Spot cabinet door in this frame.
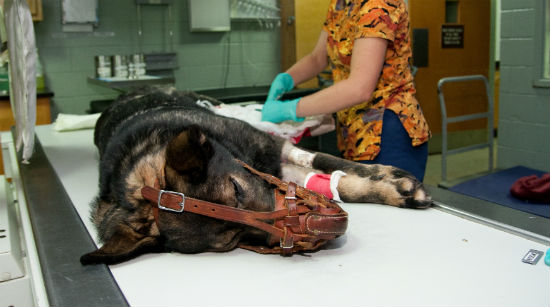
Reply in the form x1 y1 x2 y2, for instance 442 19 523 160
280 0 329 89
26 0 43 21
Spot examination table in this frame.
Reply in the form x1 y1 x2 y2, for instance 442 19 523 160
1 125 549 307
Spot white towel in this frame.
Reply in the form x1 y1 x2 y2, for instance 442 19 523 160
53 113 101 132
197 100 335 143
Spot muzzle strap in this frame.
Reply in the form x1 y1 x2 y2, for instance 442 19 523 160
142 186 290 239
281 182 297 255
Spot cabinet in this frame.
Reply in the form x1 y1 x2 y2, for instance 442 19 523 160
26 0 43 21
0 0 42 21
280 0 329 89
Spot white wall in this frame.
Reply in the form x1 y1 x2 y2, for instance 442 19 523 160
497 0 550 171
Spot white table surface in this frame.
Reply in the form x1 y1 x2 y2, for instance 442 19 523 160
35 125 550 307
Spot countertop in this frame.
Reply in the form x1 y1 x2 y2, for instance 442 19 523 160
0 87 54 100
89 86 321 114
196 86 319 103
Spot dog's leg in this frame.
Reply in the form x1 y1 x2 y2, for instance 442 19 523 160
280 162 347 201
281 142 316 168
280 163 318 186
280 144 343 200
280 141 432 208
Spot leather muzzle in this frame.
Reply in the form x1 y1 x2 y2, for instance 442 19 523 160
141 160 348 256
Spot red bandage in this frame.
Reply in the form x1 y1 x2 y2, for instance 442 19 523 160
305 173 333 199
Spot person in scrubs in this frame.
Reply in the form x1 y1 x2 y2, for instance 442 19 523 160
261 0 431 181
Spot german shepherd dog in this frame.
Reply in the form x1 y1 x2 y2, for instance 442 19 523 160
80 87 432 265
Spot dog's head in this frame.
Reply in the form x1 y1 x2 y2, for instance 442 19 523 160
81 125 276 265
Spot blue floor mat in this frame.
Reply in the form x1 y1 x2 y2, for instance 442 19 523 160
449 166 550 218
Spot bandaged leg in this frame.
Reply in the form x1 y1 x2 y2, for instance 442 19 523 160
304 170 347 202
281 142 315 168
280 163 312 186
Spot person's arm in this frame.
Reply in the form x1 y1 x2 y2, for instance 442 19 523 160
264 31 329 103
285 31 329 86
261 35 387 123
295 36 387 117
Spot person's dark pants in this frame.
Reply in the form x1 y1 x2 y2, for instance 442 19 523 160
359 110 428 181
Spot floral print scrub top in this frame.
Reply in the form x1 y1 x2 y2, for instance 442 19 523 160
323 0 431 161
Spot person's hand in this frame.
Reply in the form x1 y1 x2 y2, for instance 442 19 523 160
266 73 294 101
261 98 305 123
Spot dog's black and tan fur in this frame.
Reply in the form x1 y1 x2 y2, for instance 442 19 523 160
80 87 432 265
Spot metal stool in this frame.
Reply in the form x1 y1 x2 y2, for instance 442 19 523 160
437 75 494 186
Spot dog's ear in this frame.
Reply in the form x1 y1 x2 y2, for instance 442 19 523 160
165 125 213 179
80 224 163 265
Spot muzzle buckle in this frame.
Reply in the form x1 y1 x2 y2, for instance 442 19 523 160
280 227 294 254
157 190 185 213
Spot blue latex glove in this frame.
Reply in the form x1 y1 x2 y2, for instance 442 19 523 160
261 98 305 123
266 73 294 101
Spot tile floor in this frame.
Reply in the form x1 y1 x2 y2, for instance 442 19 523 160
423 139 498 187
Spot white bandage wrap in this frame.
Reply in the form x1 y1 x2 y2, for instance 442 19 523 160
282 142 315 168
329 171 347 202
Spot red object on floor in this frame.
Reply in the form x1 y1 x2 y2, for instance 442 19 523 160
510 173 550 203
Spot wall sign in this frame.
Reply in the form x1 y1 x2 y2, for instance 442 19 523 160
441 25 464 48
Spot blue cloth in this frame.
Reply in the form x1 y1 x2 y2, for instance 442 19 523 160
359 110 428 181
449 166 550 218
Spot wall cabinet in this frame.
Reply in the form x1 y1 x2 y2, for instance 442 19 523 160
0 0 42 21
280 0 329 89
26 0 43 21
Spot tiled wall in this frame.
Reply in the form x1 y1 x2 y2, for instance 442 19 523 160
34 0 281 115
498 0 550 171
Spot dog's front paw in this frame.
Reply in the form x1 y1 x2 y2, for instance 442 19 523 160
397 178 432 209
337 165 432 208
